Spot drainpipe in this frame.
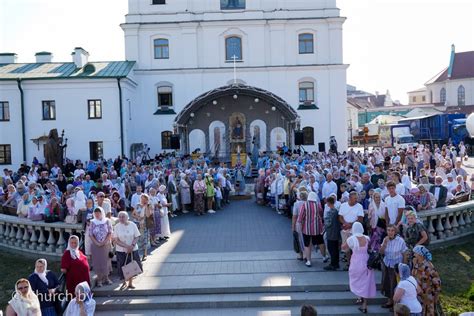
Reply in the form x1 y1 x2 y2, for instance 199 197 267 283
117 78 125 157
17 79 26 162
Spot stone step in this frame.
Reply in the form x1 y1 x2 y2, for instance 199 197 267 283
96 305 390 316
95 291 387 311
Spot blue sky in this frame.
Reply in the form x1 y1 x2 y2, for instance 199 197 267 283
1 0 473 103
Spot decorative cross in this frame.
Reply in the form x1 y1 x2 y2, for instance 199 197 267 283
231 55 238 84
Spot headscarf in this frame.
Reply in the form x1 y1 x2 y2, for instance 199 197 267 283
413 245 432 261
74 190 86 213
398 263 411 281
66 235 81 260
158 184 166 193
8 279 41 316
346 222 369 250
34 258 49 285
75 281 93 302
92 206 107 225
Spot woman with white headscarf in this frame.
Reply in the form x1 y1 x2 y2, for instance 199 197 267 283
74 189 87 216
61 235 90 298
6 278 41 316
28 259 60 316
342 222 376 313
393 263 422 315
63 281 96 316
158 184 172 239
179 172 191 213
89 206 113 287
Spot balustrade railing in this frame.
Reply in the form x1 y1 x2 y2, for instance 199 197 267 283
0 214 82 257
417 200 474 244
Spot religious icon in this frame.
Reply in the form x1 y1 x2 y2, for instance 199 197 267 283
229 112 246 142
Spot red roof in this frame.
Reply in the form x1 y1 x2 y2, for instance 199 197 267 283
434 51 474 82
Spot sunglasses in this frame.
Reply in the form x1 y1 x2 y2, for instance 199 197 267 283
18 286 29 290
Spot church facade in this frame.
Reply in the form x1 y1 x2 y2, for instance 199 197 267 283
0 0 347 168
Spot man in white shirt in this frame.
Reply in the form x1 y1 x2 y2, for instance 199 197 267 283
130 185 143 211
384 181 405 226
73 164 85 180
322 173 337 201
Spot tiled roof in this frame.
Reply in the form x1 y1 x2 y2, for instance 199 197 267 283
431 51 474 83
348 94 395 109
0 61 135 80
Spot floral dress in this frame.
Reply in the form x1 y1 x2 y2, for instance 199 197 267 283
412 260 442 316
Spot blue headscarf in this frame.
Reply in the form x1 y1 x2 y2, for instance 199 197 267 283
398 263 411 281
413 245 432 261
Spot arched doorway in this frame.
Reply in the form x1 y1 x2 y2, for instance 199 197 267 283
175 84 299 158
189 129 206 154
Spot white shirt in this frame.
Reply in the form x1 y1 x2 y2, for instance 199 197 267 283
397 277 422 313
384 194 405 225
113 222 140 252
338 202 364 223
131 193 142 210
322 181 337 199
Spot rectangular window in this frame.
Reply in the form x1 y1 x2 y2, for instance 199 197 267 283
152 0 166 4
299 82 315 104
154 39 169 59
299 34 314 54
422 96 426 102
221 0 245 9
0 144 12 165
89 142 103 161
88 99 102 119
42 100 56 120
0 101 9 121
158 86 173 107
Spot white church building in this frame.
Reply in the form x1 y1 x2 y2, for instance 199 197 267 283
0 0 348 168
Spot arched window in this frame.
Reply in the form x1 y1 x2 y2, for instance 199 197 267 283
440 88 446 104
299 81 315 105
157 86 173 108
299 33 314 54
154 38 169 59
225 36 242 61
161 131 172 149
302 127 314 145
458 85 465 106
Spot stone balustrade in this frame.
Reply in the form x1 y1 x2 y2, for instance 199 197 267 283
0 214 82 257
417 200 474 245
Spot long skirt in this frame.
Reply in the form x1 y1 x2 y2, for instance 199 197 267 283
153 209 162 236
171 193 179 211
381 262 398 299
160 209 171 237
90 242 110 276
194 193 205 214
116 250 143 280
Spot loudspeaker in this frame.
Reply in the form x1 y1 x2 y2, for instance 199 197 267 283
294 131 304 146
170 135 180 150
318 142 326 152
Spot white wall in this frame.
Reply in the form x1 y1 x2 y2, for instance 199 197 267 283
428 78 474 106
0 82 23 169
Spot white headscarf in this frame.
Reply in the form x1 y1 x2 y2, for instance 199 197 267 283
347 222 369 251
66 235 81 260
91 206 107 225
8 279 41 316
158 184 166 193
74 190 87 213
34 258 49 285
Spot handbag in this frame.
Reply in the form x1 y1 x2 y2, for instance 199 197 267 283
65 214 78 224
367 250 381 270
122 252 143 281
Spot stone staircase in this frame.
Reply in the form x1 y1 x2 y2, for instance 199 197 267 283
94 251 389 316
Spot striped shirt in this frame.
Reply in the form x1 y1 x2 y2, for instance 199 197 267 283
383 235 407 268
297 201 323 236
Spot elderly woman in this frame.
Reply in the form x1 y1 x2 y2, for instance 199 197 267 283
193 173 206 216
113 211 142 289
403 210 429 249
167 173 179 216
28 259 60 316
28 196 44 221
61 235 90 298
179 173 192 213
393 263 423 316
89 206 113 287
379 225 408 309
45 197 61 222
63 282 96 316
341 222 376 314
367 191 386 251
417 185 432 211
292 189 308 261
132 193 153 261
412 245 442 316
17 193 31 218
6 278 41 316
158 184 172 239
297 191 327 267
3 184 19 209
149 187 162 246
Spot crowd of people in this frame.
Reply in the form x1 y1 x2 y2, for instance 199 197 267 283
1 141 472 315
